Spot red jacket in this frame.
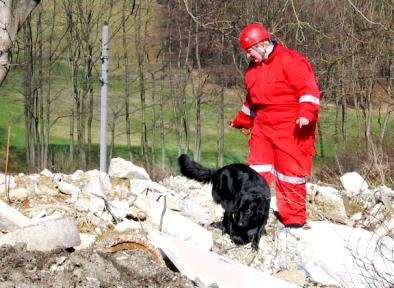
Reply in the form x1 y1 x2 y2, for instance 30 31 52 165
231 42 320 129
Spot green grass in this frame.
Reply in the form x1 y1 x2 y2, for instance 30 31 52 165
1 71 393 176
1 1 392 178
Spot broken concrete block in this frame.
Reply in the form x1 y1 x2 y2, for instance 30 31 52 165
108 157 151 180
108 199 132 219
340 172 368 196
180 199 209 225
0 217 81 251
0 199 33 232
130 179 183 211
9 187 29 201
296 221 394 288
149 230 298 288
307 183 348 222
83 170 112 197
54 176 80 196
71 170 85 182
40 169 53 178
114 219 141 232
134 194 213 250
34 178 59 196
74 194 105 214
377 186 393 213
375 218 394 237
75 233 96 250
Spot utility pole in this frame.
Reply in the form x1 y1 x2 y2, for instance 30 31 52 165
100 22 109 172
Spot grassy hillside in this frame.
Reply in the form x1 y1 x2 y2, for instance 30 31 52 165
0 1 392 183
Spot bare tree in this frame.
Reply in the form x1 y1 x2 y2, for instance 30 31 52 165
134 0 150 164
0 0 41 85
22 15 35 172
122 0 135 161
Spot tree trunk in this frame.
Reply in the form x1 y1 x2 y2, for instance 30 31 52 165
0 0 40 85
192 5 202 162
135 0 149 164
36 5 44 169
64 0 77 171
122 0 133 161
22 16 35 172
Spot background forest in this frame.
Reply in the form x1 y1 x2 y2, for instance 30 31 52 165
0 0 393 186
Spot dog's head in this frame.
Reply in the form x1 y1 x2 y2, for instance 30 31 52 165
234 193 268 228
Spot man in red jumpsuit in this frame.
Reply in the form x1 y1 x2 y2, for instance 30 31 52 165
229 23 320 228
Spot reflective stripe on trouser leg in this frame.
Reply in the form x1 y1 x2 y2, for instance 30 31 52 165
273 139 311 226
247 127 275 187
250 164 274 187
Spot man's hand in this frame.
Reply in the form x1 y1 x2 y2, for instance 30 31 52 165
296 117 309 128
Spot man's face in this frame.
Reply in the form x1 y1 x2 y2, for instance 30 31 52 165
245 42 266 63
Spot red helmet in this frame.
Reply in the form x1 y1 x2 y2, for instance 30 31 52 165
239 23 270 50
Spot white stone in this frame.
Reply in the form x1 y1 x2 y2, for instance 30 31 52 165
108 199 131 219
340 172 368 196
375 218 394 237
0 217 81 251
307 183 348 221
35 210 63 222
31 209 47 220
296 221 394 288
83 170 112 197
40 169 53 178
74 195 105 214
114 219 141 232
9 187 29 201
270 196 278 212
75 233 96 250
71 170 85 182
370 203 383 216
377 186 393 212
35 178 59 196
134 194 213 250
108 157 151 180
149 230 298 288
180 199 209 225
0 199 33 232
27 173 39 183
351 212 363 221
54 174 80 195
130 179 183 211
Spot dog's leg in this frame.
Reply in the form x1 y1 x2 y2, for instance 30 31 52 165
222 211 232 234
250 225 265 250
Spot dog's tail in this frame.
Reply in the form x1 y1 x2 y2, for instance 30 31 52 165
178 154 216 183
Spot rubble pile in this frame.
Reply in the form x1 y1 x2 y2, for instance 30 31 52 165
0 158 393 288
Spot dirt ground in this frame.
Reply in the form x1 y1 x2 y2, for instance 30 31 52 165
0 244 195 288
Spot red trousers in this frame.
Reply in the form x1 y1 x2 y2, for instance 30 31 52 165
247 106 316 226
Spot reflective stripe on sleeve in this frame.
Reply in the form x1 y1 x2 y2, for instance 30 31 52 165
241 104 255 117
299 95 320 105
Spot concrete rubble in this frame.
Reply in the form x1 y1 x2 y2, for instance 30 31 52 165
0 217 81 251
0 159 393 287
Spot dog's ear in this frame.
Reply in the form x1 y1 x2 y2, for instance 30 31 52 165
255 197 271 222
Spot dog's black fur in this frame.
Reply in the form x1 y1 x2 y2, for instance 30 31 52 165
178 154 270 249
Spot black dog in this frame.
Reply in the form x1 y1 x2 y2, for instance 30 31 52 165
178 154 270 249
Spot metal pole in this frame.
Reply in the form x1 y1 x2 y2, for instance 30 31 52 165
100 22 109 172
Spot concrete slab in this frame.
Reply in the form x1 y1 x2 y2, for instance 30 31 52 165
0 199 33 232
149 230 298 288
0 217 81 251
